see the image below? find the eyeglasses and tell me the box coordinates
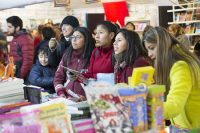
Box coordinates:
[70,35,82,41]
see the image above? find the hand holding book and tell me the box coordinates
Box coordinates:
[61,65,88,85]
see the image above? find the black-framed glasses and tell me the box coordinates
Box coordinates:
[70,35,82,41]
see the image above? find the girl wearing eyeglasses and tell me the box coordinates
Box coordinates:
[54,27,95,101]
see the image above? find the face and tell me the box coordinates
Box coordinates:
[113,32,127,54]
[144,41,157,60]
[61,24,73,37]
[168,27,175,36]
[95,25,114,48]
[125,24,135,31]
[38,52,48,66]
[7,23,16,35]
[71,31,85,50]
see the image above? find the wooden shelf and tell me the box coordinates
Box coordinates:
[168,20,200,24]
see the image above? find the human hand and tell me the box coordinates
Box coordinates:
[67,71,77,81]
[77,95,86,102]
[49,38,57,50]
[67,95,86,102]
[59,93,66,98]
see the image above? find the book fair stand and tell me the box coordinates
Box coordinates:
[0,66,171,133]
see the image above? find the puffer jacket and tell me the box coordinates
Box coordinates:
[28,64,56,94]
[54,50,87,97]
[9,29,34,79]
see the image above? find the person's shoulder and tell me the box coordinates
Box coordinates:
[171,61,189,73]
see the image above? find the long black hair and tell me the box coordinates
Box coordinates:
[63,27,95,68]
[113,29,146,66]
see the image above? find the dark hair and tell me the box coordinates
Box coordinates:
[63,27,95,68]
[114,23,120,30]
[6,16,23,30]
[42,26,56,40]
[38,46,49,56]
[97,21,117,42]
[113,29,145,66]
[60,15,80,28]
[125,22,135,30]
[194,41,200,58]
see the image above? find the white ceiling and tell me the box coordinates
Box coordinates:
[0,0,52,10]
[0,0,180,10]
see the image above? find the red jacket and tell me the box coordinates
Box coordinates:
[114,57,150,83]
[54,50,87,97]
[10,30,34,79]
[83,45,114,79]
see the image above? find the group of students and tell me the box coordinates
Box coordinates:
[29,17,150,97]
[26,15,200,132]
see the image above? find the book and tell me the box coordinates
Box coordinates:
[20,98,74,133]
[0,78,24,103]
[195,23,200,33]
[72,119,95,133]
[84,81,133,133]
[129,66,154,87]
[118,85,148,133]
[185,11,193,21]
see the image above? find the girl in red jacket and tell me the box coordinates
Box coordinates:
[83,21,117,79]
[54,27,95,100]
[113,29,150,83]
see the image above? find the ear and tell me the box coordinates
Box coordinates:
[109,32,115,40]
[15,26,20,32]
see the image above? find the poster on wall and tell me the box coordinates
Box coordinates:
[54,0,70,7]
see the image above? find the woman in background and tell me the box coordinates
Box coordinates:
[168,24,190,47]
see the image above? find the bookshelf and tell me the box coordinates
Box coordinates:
[125,17,150,37]
[168,2,200,36]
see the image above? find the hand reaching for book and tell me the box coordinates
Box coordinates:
[67,95,86,102]
[59,93,66,98]
[67,71,77,81]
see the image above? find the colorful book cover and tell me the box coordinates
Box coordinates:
[21,98,74,133]
[72,119,95,133]
[129,66,154,87]
[84,81,133,133]
[118,85,148,133]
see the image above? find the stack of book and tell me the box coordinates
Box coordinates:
[0,78,24,103]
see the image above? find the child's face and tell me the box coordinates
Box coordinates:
[38,52,48,66]
[71,31,85,50]
[113,32,127,55]
[62,24,73,37]
[95,25,114,48]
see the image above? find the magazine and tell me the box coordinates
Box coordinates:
[84,81,133,133]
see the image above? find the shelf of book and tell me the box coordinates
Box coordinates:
[168,20,200,24]
[186,33,200,36]
[125,17,150,33]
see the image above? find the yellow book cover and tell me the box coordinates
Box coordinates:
[129,66,154,86]
[21,99,74,133]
